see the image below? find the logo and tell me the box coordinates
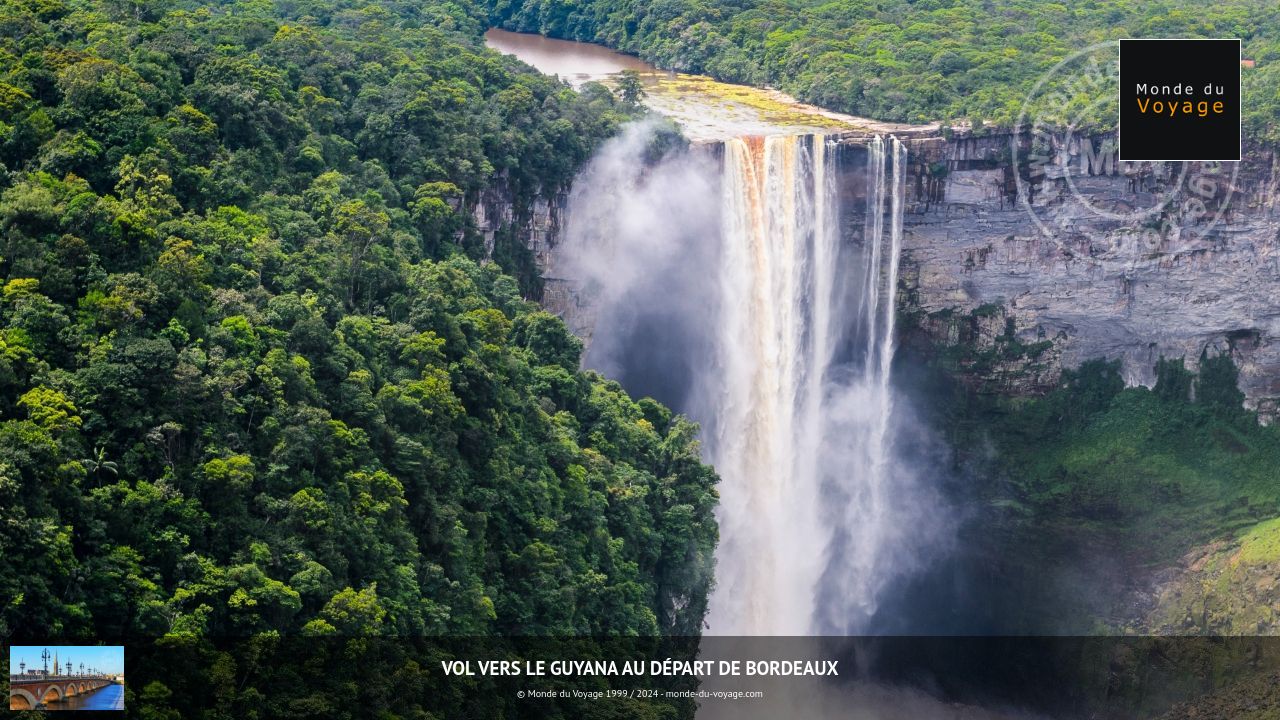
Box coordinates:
[1012,42,1239,266]
[1119,39,1241,162]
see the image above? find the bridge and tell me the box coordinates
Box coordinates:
[9,674,118,710]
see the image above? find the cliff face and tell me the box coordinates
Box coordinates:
[878,132,1280,419]
[532,129,1280,418]
[471,185,564,269]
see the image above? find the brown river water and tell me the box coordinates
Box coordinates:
[484,28,655,84]
[484,29,933,141]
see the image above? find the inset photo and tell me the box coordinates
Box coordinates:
[8,646,124,711]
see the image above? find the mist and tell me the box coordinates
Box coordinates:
[552,121,954,637]
[551,120,722,414]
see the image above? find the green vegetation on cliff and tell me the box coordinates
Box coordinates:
[487,0,1280,140]
[1145,516,1280,634]
[0,0,718,642]
[961,355,1279,554]
[933,350,1280,631]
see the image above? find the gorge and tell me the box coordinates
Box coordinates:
[484,31,1280,642]
[6,0,1280,713]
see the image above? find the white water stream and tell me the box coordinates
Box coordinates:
[706,134,907,635]
[555,123,911,635]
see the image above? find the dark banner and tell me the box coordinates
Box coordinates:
[7,636,1280,718]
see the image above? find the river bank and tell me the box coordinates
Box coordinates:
[485,28,935,142]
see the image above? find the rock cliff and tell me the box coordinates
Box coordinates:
[859,131,1280,420]
[471,184,564,271]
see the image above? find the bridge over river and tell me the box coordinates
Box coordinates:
[9,674,122,710]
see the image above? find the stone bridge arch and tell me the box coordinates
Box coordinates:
[9,689,38,710]
[40,684,63,705]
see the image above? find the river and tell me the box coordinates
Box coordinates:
[483,28,653,83]
[484,29,933,142]
[50,683,125,711]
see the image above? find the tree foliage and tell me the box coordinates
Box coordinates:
[0,0,718,642]
[488,0,1280,138]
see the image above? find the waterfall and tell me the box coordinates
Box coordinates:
[555,124,915,636]
[815,134,910,634]
[707,135,830,635]
[706,134,908,635]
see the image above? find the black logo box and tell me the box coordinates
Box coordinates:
[1119,38,1241,162]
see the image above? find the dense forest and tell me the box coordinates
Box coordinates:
[0,0,719,645]
[487,0,1280,140]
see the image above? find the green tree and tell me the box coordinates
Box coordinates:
[616,70,646,109]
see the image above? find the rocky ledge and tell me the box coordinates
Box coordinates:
[883,131,1280,420]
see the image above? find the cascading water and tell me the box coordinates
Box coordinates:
[812,134,910,635]
[555,124,921,637]
[706,134,908,635]
[706,135,835,635]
